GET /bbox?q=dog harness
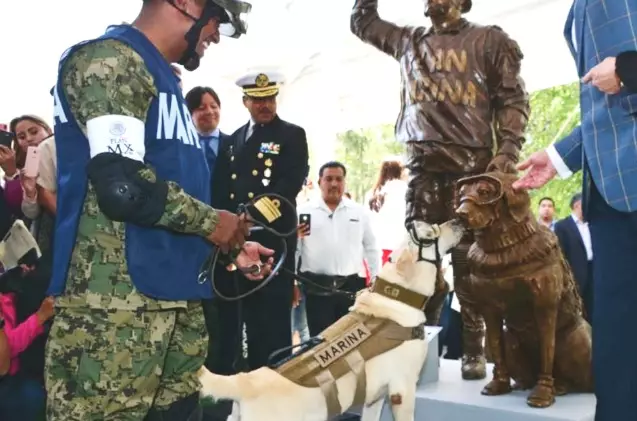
[275,277,428,418]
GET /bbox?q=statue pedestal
[419,326,442,385]
[379,359,596,421]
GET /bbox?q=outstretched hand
[235,241,275,281]
[512,149,557,191]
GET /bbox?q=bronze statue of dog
[454,171,593,408]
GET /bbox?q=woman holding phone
[2,115,57,254]
[0,115,56,420]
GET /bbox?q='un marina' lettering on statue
[314,324,372,368]
[409,48,479,107]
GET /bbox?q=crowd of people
[0,115,57,420]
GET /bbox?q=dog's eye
[478,188,488,196]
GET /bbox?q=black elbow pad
[86,153,168,226]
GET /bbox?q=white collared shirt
[572,214,593,261]
[571,18,577,52]
[296,197,381,278]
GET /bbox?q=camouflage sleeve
[61,39,219,236]
[350,0,414,60]
[486,27,530,162]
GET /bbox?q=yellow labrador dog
[198,220,464,421]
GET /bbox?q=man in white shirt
[296,161,380,336]
[554,193,593,322]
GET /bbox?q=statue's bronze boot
[484,329,494,363]
[461,326,487,380]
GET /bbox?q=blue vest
[49,25,214,300]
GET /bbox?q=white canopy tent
[207,0,578,127]
[203,0,579,164]
[1,0,577,164]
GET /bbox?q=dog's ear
[503,182,530,222]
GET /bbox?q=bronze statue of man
[351,0,529,380]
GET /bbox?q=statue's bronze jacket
[351,0,530,170]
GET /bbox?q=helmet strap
[166,0,227,71]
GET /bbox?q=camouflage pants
[44,302,207,421]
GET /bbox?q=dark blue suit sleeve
[210,134,232,209]
[554,221,570,257]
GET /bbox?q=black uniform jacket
[211,115,309,268]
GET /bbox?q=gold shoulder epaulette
[253,196,282,223]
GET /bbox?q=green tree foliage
[336,82,581,217]
[523,82,582,218]
[335,126,404,202]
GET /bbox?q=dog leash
[200,195,442,369]
[281,267,358,299]
[198,193,297,301]
[199,193,355,370]
[198,192,360,301]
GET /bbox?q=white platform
[380,359,596,421]
[419,326,442,385]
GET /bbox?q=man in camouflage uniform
[351,0,529,379]
[46,1,263,420]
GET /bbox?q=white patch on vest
[52,84,68,124]
[314,323,372,368]
[156,92,200,148]
[87,114,145,162]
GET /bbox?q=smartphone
[299,213,311,235]
[23,146,40,178]
[0,130,13,148]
